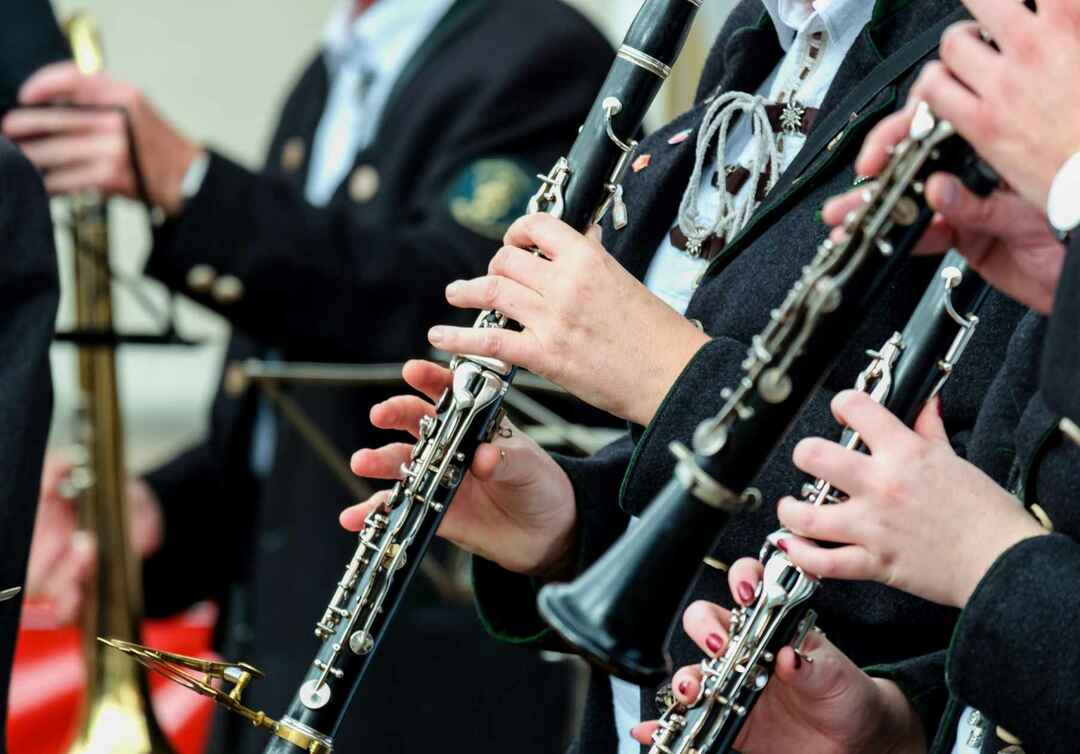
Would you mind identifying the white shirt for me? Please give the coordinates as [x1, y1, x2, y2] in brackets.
[248, 0, 453, 478]
[305, 0, 455, 205]
[617, 0, 874, 748]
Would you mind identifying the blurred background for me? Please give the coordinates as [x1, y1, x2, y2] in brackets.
[45, 0, 737, 472]
[18, 2, 738, 753]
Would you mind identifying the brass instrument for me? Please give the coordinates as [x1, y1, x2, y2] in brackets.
[62, 13, 175, 754]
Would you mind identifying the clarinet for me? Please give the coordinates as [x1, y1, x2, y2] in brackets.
[536, 102, 1000, 686]
[649, 250, 990, 754]
[260, 3, 701, 751]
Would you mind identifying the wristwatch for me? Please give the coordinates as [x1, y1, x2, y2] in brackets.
[1047, 150, 1080, 236]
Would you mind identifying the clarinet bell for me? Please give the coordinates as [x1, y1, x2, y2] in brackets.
[538, 472, 734, 685]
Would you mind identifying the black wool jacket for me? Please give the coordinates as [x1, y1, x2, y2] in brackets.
[137, 2, 613, 753]
[471, 0, 1027, 751]
[904, 242, 1080, 754]
[0, 0, 68, 114]
[0, 138, 60, 753]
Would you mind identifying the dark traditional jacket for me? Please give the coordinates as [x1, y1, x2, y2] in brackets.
[470, 0, 1028, 751]
[0, 0, 68, 114]
[138, 3, 613, 753]
[880, 241, 1080, 754]
[0, 137, 60, 753]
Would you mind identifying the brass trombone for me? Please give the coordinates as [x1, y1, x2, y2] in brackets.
[61, 13, 175, 754]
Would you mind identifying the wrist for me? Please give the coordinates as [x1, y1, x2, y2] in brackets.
[869, 679, 926, 754]
[156, 141, 205, 218]
[953, 518, 1048, 607]
[631, 323, 710, 426]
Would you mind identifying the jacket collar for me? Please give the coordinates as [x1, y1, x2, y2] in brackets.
[705, 0, 964, 274]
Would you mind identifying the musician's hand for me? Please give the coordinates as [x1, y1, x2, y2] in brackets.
[1, 61, 203, 216]
[630, 596, 926, 754]
[776, 391, 1047, 608]
[428, 214, 710, 426]
[824, 110, 1064, 314]
[25, 453, 164, 625]
[340, 360, 578, 578]
[920, 3, 1080, 211]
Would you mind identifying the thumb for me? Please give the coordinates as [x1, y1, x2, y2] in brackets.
[913, 395, 949, 443]
[471, 441, 530, 486]
[926, 173, 996, 229]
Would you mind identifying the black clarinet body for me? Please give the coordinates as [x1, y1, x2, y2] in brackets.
[649, 250, 991, 754]
[263, 2, 702, 750]
[536, 103, 999, 687]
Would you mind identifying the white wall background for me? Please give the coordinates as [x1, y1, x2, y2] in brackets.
[46, 0, 735, 471]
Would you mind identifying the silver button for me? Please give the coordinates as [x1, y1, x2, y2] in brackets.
[212, 275, 244, 304]
[186, 264, 217, 292]
[349, 165, 380, 203]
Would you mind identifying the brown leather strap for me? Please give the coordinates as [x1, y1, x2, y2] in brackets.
[668, 226, 726, 261]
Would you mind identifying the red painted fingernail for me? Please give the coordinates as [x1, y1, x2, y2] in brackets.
[794, 653, 803, 670]
[677, 680, 690, 696]
[705, 633, 725, 654]
[777, 539, 789, 552]
[737, 581, 755, 605]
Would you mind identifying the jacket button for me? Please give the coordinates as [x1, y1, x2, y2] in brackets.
[281, 137, 306, 173]
[703, 556, 728, 571]
[224, 361, 249, 397]
[996, 726, 1023, 746]
[1029, 503, 1054, 531]
[186, 264, 217, 292]
[212, 275, 245, 304]
[350, 165, 380, 203]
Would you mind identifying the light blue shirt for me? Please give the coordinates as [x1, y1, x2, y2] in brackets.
[618, 0, 874, 749]
[249, 0, 454, 478]
[305, 0, 455, 205]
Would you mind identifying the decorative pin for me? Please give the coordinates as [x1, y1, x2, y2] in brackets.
[780, 101, 807, 135]
[632, 154, 652, 173]
[611, 185, 629, 230]
[667, 128, 693, 145]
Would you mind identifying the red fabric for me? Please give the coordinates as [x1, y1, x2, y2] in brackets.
[8, 603, 218, 754]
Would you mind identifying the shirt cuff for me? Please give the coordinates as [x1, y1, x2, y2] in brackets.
[180, 149, 211, 202]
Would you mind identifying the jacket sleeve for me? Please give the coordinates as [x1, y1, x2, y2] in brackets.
[945, 533, 1080, 752]
[140, 440, 245, 617]
[0, 0, 68, 113]
[144, 32, 612, 361]
[1041, 234, 1080, 421]
[472, 433, 634, 647]
[0, 139, 60, 725]
[863, 652, 950, 746]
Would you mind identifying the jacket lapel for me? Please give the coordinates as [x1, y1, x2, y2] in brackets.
[372, 0, 487, 145]
[607, 7, 781, 279]
[708, 0, 965, 273]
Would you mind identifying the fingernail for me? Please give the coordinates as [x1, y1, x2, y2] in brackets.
[705, 633, 725, 654]
[941, 177, 959, 208]
[677, 680, 690, 696]
[737, 581, 755, 605]
[777, 539, 789, 553]
[428, 326, 444, 344]
[445, 280, 463, 297]
[794, 653, 803, 670]
[936, 395, 944, 418]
